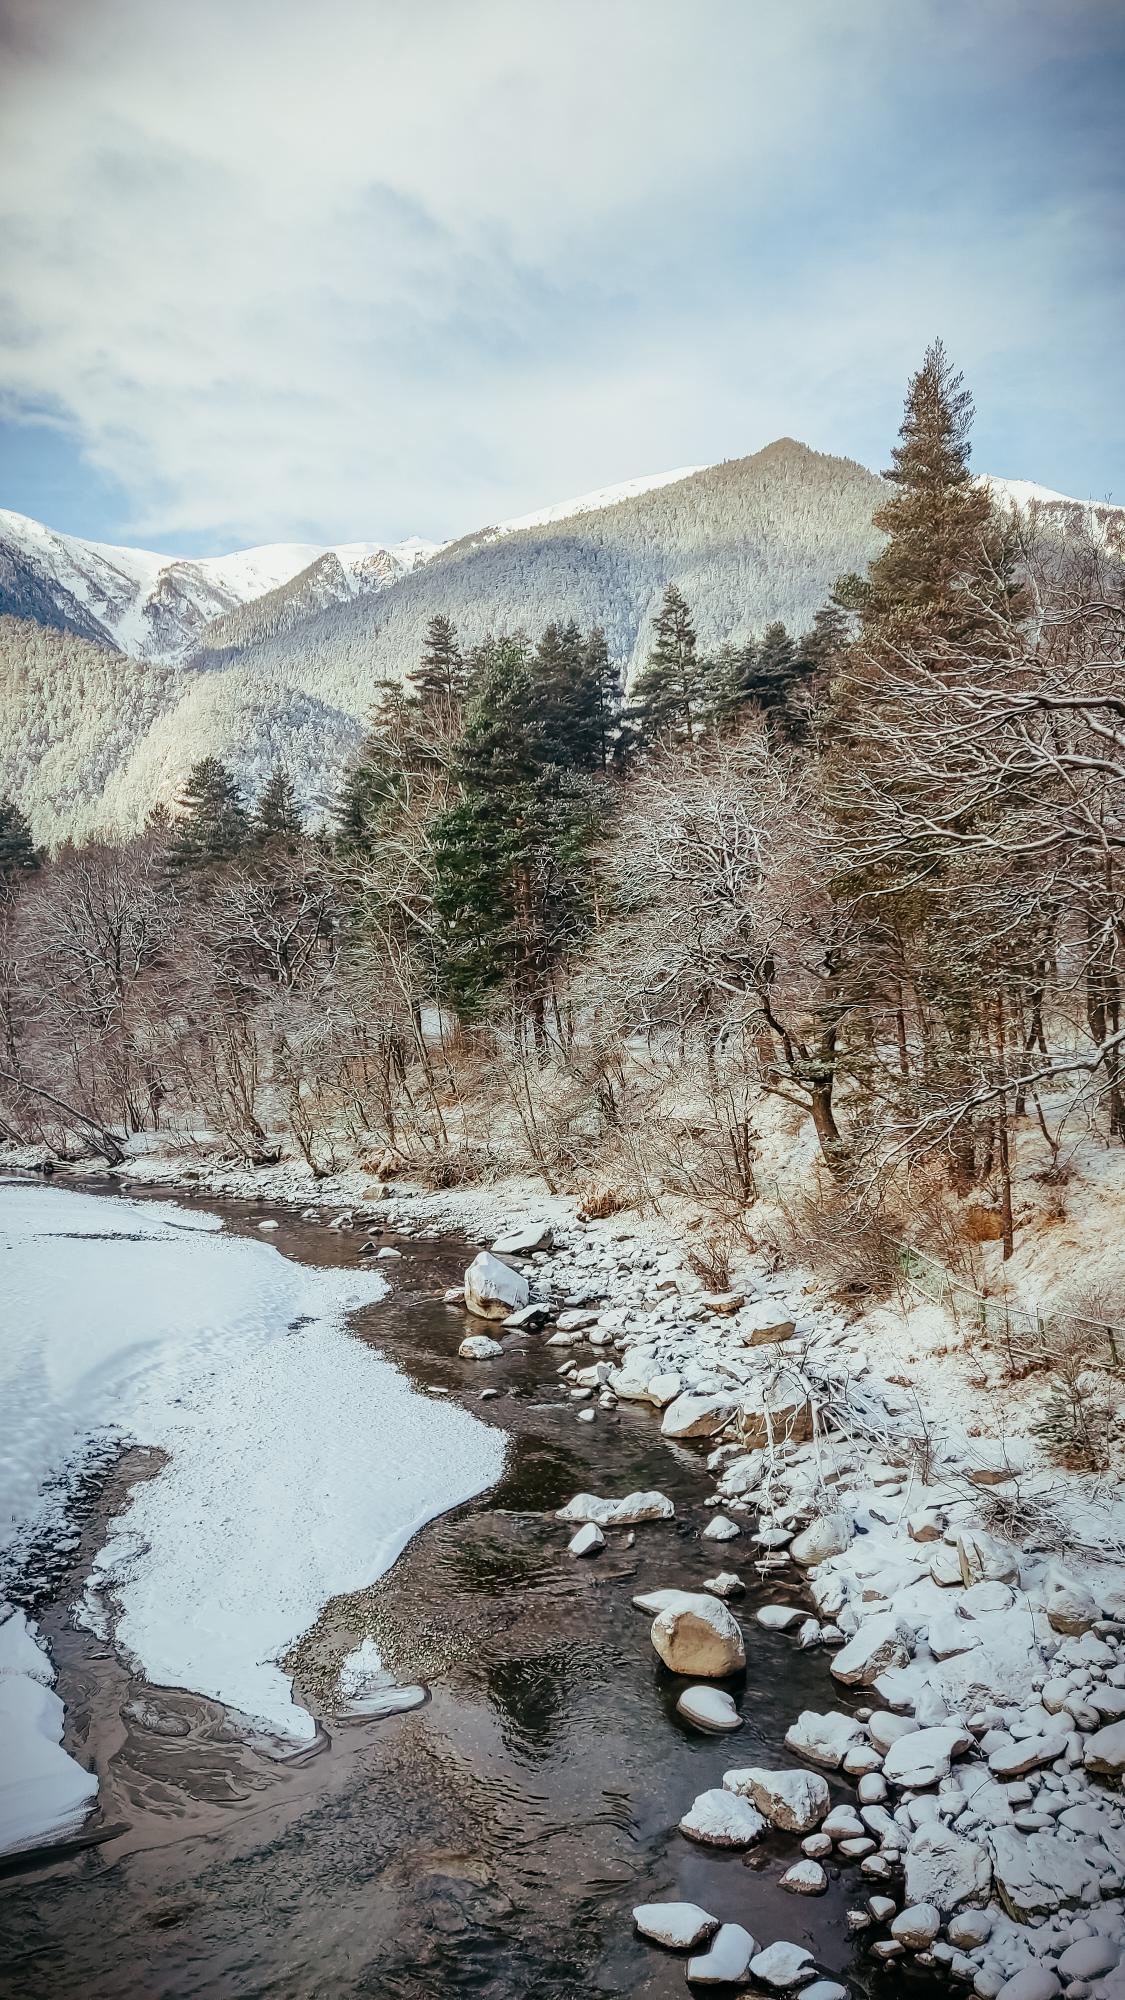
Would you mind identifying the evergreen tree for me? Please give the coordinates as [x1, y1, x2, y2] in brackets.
[168, 757, 249, 868]
[630, 585, 705, 743]
[255, 767, 304, 844]
[0, 798, 39, 885]
[533, 619, 606, 770]
[408, 614, 466, 710]
[582, 627, 624, 770]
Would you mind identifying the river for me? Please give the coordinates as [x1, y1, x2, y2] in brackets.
[0, 1180, 928, 1997]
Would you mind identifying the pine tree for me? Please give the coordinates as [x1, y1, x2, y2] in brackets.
[254, 767, 304, 844]
[582, 627, 623, 770]
[533, 619, 606, 770]
[169, 757, 249, 868]
[630, 585, 705, 743]
[408, 614, 465, 710]
[0, 798, 39, 885]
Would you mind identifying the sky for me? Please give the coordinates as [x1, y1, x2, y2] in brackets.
[0, 0, 1122, 556]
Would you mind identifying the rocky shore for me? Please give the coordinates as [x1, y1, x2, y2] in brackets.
[25, 1144, 1125, 1998]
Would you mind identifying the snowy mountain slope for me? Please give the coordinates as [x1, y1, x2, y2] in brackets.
[984, 476, 1125, 555]
[0, 509, 441, 664]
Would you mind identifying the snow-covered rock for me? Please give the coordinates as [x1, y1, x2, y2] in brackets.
[890, 1902, 940, 1948]
[747, 1939, 816, 1988]
[679, 1786, 766, 1847]
[903, 1822, 991, 1914]
[633, 1902, 718, 1949]
[567, 1523, 604, 1558]
[556, 1491, 674, 1527]
[463, 1251, 529, 1320]
[781, 1859, 827, 1894]
[738, 1303, 797, 1346]
[660, 1391, 737, 1440]
[491, 1222, 553, 1255]
[830, 1612, 911, 1686]
[785, 1708, 864, 1768]
[701, 1513, 741, 1542]
[686, 1924, 757, 1985]
[651, 1595, 746, 1677]
[883, 1724, 971, 1788]
[724, 1765, 830, 1833]
[458, 1333, 503, 1359]
[791, 1510, 854, 1567]
[676, 1685, 743, 1733]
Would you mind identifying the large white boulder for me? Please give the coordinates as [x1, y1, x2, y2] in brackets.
[747, 1940, 815, 1989]
[633, 1902, 718, 1950]
[784, 1708, 864, 1768]
[790, 1510, 854, 1567]
[491, 1221, 553, 1254]
[686, 1924, 757, 1986]
[556, 1491, 674, 1527]
[723, 1765, 829, 1833]
[903, 1822, 991, 1915]
[830, 1612, 911, 1687]
[660, 1392, 738, 1440]
[677, 1685, 742, 1734]
[679, 1787, 766, 1847]
[463, 1251, 529, 1320]
[883, 1724, 972, 1789]
[651, 1594, 746, 1677]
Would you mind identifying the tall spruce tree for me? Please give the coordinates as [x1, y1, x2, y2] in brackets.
[408, 614, 465, 710]
[630, 585, 705, 743]
[0, 798, 39, 885]
[169, 757, 249, 868]
[533, 619, 605, 769]
[583, 627, 623, 769]
[254, 767, 303, 844]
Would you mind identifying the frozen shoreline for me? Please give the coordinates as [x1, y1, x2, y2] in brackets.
[0, 1178, 505, 1858]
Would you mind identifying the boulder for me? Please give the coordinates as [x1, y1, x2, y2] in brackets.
[651, 1595, 746, 1678]
[903, 1823, 991, 1914]
[1045, 1570, 1099, 1636]
[633, 1902, 718, 1950]
[463, 1251, 529, 1320]
[701, 1514, 741, 1542]
[679, 1787, 766, 1847]
[1056, 1936, 1120, 1979]
[738, 1372, 812, 1447]
[567, 1523, 604, 1558]
[703, 1572, 744, 1600]
[747, 1940, 816, 1989]
[738, 1302, 797, 1345]
[701, 1292, 746, 1315]
[830, 1612, 911, 1687]
[458, 1333, 503, 1359]
[790, 1510, 854, 1567]
[995, 1972, 1060, 2000]
[884, 1725, 972, 1789]
[556, 1491, 674, 1527]
[890, 1902, 940, 1948]
[686, 1923, 757, 1986]
[491, 1221, 553, 1255]
[785, 1708, 864, 1768]
[957, 1529, 1019, 1587]
[987, 1733, 1068, 1779]
[780, 1860, 827, 1895]
[989, 1824, 1119, 1919]
[661, 1392, 738, 1440]
[646, 1371, 683, 1407]
[724, 1765, 830, 1833]
[676, 1685, 743, 1734]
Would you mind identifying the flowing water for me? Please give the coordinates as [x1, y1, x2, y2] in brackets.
[0, 1187, 934, 1998]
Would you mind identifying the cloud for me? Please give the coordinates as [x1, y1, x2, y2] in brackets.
[0, 0, 1122, 545]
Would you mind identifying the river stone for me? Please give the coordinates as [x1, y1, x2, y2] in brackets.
[567, 1522, 604, 1558]
[790, 1510, 854, 1567]
[503, 1302, 550, 1330]
[686, 1924, 758, 1985]
[677, 1686, 742, 1734]
[785, 1708, 864, 1768]
[995, 1973, 1060, 2000]
[458, 1333, 503, 1359]
[724, 1765, 830, 1833]
[781, 1860, 827, 1895]
[988, 1824, 1116, 1919]
[802, 1986, 848, 2000]
[747, 1939, 816, 1988]
[651, 1595, 746, 1677]
[758, 1604, 805, 1631]
[633, 1902, 719, 1950]
[701, 1291, 746, 1315]
[738, 1302, 797, 1345]
[703, 1572, 744, 1599]
[957, 1530, 1019, 1587]
[1056, 1935, 1120, 1978]
[884, 1725, 972, 1789]
[831, 1613, 911, 1687]
[491, 1221, 553, 1255]
[738, 1374, 813, 1448]
[556, 1491, 675, 1527]
[701, 1513, 741, 1542]
[1045, 1571, 1099, 1635]
[903, 1823, 991, 1914]
[987, 1733, 1068, 1778]
[868, 1711, 918, 1753]
[679, 1787, 767, 1848]
[661, 1392, 738, 1440]
[463, 1251, 529, 1320]
[646, 1371, 683, 1407]
[890, 1902, 940, 1948]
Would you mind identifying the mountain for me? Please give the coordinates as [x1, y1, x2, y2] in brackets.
[0, 508, 441, 663]
[2, 445, 1120, 848]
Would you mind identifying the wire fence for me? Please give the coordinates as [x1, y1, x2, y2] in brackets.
[892, 1240, 1125, 1374]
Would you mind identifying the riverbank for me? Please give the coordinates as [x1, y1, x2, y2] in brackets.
[5, 1150, 1125, 1994]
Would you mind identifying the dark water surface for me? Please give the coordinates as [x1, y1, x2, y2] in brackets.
[0, 1188, 930, 1998]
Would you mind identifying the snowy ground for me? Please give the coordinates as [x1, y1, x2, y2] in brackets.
[0, 1180, 506, 1857]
